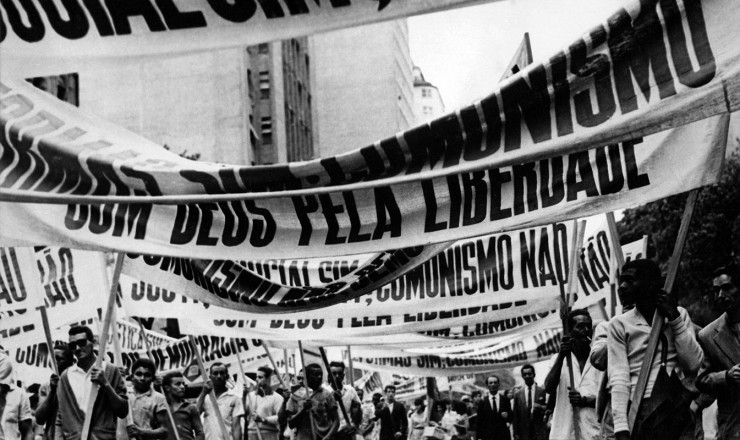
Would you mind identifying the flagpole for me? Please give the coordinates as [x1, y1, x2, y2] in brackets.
[188, 335, 232, 440]
[297, 341, 316, 440]
[628, 189, 699, 431]
[80, 253, 124, 440]
[283, 348, 290, 385]
[318, 347, 352, 427]
[606, 212, 626, 317]
[261, 342, 288, 389]
[37, 306, 58, 375]
[346, 345, 355, 386]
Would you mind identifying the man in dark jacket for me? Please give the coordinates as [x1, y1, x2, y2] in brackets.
[376, 385, 407, 440]
[512, 365, 547, 440]
[477, 375, 511, 440]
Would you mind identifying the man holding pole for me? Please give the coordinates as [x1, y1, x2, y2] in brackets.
[197, 363, 244, 440]
[55, 325, 128, 440]
[162, 372, 204, 440]
[328, 361, 362, 435]
[125, 358, 169, 440]
[544, 309, 601, 440]
[286, 363, 339, 440]
[608, 259, 703, 440]
[35, 342, 74, 440]
[244, 366, 284, 440]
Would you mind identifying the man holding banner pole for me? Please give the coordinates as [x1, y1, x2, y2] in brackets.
[55, 325, 128, 440]
[197, 363, 244, 440]
[244, 366, 284, 440]
[35, 343, 74, 440]
[544, 309, 601, 440]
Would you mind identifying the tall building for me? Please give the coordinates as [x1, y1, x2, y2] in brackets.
[249, 38, 317, 165]
[311, 20, 415, 158]
[412, 66, 445, 124]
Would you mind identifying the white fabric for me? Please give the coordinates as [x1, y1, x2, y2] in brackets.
[0, 387, 32, 440]
[203, 390, 245, 440]
[548, 354, 602, 440]
[66, 364, 94, 413]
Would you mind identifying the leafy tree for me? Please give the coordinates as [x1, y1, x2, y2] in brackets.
[618, 148, 740, 326]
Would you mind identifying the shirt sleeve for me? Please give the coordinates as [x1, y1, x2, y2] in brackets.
[590, 321, 609, 371]
[266, 394, 284, 424]
[669, 308, 703, 377]
[607, 318, 631, 434]
[19, 391, 33, 422]
[696, 331, 727, 394]
[154, 394, 169, 415]
[232, 395, 245, 418]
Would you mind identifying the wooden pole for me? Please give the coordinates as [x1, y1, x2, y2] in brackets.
[318, 347, 352, 427]
[188, 335, 232, 440]
[346, 346, 355, 387]
[80, 253, 124, 440]
[38, 306, 58, 375]
[628, 189, 700, 431]
[261, 342, 288, 389]
[606, 212, 626, 317]
[297, 341, 316, 440]
[109, 307, 134, 429]
[283, 349, 290, 385]
[136, 320, 182, 440]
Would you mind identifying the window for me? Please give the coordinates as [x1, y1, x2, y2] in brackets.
[258, 43, 269, 54]
[423, 106, 433, 115]
[261, 116, 272, 134]
[27, 73, 79, 106]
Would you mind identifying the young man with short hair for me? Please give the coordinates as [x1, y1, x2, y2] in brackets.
[56, 325, 128, 440]
[35, 342, 74, 440]
[476, 375, 511, 440]
[511, 364, 547, 440]
[125, 358, 169, 440]
[286, 363, 339, 440]
[197, 363, 244, 440]
[0, 351, 34, 440]
[376, 385, 407, 440]
[163, 372, 204, 440]
[244, 366, 283, 440]
[328, 361, 361, 433]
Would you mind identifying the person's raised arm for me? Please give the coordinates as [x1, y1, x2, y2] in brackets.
[544, 337, 572, 394]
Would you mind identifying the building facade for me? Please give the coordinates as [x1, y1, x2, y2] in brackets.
[412, 66, 445, 124]
[311, 19, 415, 159]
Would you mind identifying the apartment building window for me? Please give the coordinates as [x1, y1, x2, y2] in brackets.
[258, 43, 269, 54]
[421, 88, 431, 98]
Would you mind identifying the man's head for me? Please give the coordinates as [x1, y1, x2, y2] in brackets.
[163, 371, 186, 399]
[372, 392, 382, 405]
[520, 364, 536, 386]
[257, 366, 273, 388]
[355, 387, 364, 401]
[713, 265, 740, 312]
[384, 384, 396, 403]
[471, 390, 482, 405]
[131, 358, 157, 393]
[68, 326, 95, 361]
[210, 362, 229, 390]
[305, 363, 323, 390]
[567, 309, 593, 343]
[329, 361, 346, 390]
[53, 343, 74, 372]
[486, 375, 500, 395]
[620, 259, 662, 309]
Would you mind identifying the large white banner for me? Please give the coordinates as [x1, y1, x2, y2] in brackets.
[0, 0, 496, 78]
[1, 0, 737, 259]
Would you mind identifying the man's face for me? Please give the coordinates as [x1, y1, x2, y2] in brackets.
[54, 349, 73, 371]
[69, 333, 94, 361]
[330, 366, 345, 390]
[372, 394, 381, 405]
[167, 377, 186, 398]
[385, 387, 396, 403]
[521, 367, 535, 386]
[487, 376, 500, 395]
[210, 365, 228, 388]
[618, 268, 641, 307]
[714, 273, 740, 311]
[257, 370, 270, 388]
[356, 389, 364, 401]
[570, 315, 593, 342]
[306, 368, 323, 390]
[472, 394, 482, 405]
[132, 367, 154, 393]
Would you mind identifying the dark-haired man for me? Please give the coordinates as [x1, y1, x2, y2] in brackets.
[56, 325, 128, 440]
[608, 259, 702, 440]
[244, 366, 283, 440]
[329, 361, 361, 434]
[376, 385, 406, 440]
[477, 375, 511, 440]
[512, 364, 546, 440]
[544, 309, 601, 440]
[696, 264, 740, 440]
[163, 372, 204, 440]
[286, 364, 339, 440]
[35, 342, 74, 440]
[125, 358, 169, 440]
[198, 363, 243, 440]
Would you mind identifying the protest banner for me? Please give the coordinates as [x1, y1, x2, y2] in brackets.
[0, 0, 496, 79]
[1, 0, 737, 259]
[0, 246, 108, 340]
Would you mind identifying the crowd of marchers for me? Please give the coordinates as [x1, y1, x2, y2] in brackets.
[1, 259, 739, 440]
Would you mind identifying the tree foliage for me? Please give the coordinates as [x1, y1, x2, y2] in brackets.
[618, 149, 740, 326]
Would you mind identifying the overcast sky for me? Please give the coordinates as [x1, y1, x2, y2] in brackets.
[408, 0, 626, 110]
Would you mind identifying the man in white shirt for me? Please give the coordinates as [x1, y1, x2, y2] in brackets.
[244, 366, 283, 440]
[329, 361, 361, 435]
[198, 363, 244, 440]
[544, 309, 602, 440]
[0, 351, 33, 440]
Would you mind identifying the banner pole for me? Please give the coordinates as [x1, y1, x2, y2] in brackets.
[297, 341, 316, 440]
[606, 212, 626, 317]
[628, 189, 700, 431]
[37, 306, 59, 375]
[283, 348, 290, 385]
[188, 335, 232, 440]
[109, 307, 135, 430]
[136, 320, 182, 440]
[346, 345, 355, 386]
[261, 342, 288, 389]
[80, 253, 124, 440]
[230, 339, 264, 440]
[318, 347, 352, 427]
